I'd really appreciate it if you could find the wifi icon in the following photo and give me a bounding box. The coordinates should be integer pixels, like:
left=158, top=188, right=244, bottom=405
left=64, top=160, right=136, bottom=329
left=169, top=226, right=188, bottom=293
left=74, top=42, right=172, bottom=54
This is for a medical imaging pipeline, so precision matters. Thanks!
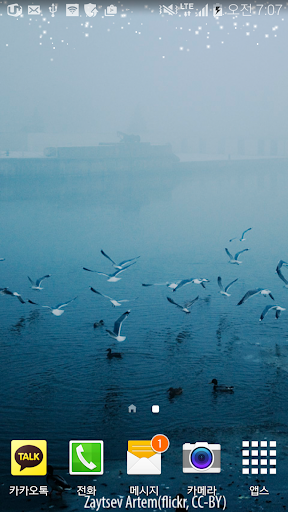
left=66, top=4, right=79, bottom=16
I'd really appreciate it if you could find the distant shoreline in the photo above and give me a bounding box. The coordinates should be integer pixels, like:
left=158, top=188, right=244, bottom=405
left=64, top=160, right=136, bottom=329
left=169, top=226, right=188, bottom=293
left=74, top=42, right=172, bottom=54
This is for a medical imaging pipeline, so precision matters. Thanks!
left=0, top=157, right=288, bottom=175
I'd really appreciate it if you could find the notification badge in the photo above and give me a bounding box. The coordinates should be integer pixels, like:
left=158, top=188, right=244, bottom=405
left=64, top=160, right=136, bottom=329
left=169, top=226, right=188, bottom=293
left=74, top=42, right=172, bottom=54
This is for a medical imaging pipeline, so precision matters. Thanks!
left=11, top=440, right=47, bottom=476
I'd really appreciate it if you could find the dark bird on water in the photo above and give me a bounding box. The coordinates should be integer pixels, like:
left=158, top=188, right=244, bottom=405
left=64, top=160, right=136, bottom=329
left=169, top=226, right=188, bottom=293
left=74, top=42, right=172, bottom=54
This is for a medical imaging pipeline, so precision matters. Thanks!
left=210, top=379, right=234, bottom=392
left=168, top=387, right=183, bottom=399
left=46, top=465, right=71, bottom=496
left=106, top=348, right=122, bottom=359
left=94, top=320, right=104, bottom=328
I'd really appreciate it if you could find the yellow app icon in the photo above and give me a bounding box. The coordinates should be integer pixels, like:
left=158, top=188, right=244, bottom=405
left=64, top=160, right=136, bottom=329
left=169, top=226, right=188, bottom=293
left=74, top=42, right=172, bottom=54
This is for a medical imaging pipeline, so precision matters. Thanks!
left=11, top=440, right=47, bottom=476
left=127, top=440, right=161, bottom=475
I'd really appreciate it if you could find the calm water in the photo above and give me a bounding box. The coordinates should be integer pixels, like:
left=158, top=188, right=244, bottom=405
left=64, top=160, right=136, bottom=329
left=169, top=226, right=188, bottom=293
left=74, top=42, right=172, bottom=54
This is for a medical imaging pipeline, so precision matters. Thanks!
left=1, top=162, right=288, bottom=490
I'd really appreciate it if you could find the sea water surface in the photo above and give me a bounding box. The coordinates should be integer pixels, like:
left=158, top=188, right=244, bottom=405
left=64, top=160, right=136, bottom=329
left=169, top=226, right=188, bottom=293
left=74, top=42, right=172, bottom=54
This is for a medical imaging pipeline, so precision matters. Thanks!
left=1, top=162, right=288, bottom=506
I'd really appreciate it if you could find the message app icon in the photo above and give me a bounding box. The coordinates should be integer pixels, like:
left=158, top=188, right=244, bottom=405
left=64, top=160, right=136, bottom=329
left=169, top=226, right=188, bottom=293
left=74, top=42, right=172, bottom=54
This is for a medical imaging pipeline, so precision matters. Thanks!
left=69, top=441, right=104, bottom=475
left=11, top=440, right=47, bottom=476
left=127, top=436, right=169, bottom=475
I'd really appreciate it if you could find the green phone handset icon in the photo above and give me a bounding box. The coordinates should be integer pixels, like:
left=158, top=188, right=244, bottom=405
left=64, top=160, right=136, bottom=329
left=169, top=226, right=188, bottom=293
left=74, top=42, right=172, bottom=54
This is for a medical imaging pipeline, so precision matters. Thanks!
left=76, top=444, right=96, bottom=470
left=69, top=440, right=104, bottom=475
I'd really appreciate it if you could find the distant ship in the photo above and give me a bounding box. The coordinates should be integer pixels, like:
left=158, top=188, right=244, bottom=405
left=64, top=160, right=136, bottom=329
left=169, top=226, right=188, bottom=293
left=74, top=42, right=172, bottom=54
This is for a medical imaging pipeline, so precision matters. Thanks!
left=45, top=132, right=179, bottom=170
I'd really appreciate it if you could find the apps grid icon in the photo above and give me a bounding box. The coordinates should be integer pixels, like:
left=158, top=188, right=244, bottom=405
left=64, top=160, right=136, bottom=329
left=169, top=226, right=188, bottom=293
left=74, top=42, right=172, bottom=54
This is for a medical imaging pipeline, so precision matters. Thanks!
left=242, top=441, right=277, bottom=474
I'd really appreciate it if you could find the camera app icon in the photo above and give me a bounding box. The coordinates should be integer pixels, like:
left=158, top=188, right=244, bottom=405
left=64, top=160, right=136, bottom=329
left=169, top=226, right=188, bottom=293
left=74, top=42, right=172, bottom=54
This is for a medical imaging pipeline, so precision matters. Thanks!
left=182, top=442, right=221, bottom=473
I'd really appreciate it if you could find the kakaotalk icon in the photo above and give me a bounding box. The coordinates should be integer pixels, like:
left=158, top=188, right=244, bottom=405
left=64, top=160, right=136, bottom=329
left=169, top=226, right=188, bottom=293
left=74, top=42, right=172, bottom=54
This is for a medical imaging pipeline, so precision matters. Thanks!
left=11, top=440, right=47, bottom=475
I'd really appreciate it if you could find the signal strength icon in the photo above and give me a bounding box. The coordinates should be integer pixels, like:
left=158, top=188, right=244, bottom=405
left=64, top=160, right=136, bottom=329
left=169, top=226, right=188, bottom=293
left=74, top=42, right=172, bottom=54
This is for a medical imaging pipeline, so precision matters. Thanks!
left=196, top=3, right=208, bottom=16
left=66, top=3, right=79, bottom=16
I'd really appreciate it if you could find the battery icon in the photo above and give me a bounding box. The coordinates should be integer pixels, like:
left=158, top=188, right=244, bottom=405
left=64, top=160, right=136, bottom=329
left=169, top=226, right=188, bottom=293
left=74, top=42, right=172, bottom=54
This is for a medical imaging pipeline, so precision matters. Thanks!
left=213, top=3, right=222, bottom=16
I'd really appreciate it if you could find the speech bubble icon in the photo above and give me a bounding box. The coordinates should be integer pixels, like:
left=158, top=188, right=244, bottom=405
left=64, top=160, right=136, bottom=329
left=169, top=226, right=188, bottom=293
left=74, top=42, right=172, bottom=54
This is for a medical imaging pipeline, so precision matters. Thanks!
left=15, top=445, right=43, bottom=471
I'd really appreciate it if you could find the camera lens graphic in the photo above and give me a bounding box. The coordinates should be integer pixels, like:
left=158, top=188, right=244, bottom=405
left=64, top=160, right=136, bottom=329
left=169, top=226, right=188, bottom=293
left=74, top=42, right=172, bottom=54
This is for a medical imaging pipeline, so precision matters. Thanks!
left=191, top=447, right=213, bottom=470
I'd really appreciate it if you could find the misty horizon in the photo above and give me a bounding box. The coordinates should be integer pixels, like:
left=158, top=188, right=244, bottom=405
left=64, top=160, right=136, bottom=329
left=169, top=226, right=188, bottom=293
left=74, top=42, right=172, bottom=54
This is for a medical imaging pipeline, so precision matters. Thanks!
left=1, top=5, right=288, bottom=155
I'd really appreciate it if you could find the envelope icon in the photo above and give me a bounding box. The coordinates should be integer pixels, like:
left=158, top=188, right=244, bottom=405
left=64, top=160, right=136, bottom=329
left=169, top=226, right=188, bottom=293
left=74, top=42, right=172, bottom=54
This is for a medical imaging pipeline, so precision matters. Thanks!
left=28, top=5, right=41, bottom=14
left=127, top=440, right=161, bottom=475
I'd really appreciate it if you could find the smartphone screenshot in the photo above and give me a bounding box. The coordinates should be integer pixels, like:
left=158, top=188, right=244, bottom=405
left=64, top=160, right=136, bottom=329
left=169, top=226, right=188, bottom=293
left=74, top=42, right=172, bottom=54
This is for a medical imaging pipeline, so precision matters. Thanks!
left=1, top=1, right=287, bottom=510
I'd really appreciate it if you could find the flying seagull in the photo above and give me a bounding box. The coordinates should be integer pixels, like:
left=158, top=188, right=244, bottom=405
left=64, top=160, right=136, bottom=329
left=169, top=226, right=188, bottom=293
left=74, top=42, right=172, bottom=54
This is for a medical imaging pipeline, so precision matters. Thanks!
left=28, top=274, right=51, bottom=290
left=229, top=228, right=252, bottom=242
left=259, top=305, right=286, bottom=321
left=90, top=287, right=138, bottom=307
left=237, top=288, right=274, bottom=306
left=83, top=262, right=136, bottom=282
left=225, top=248, right=250, bottom=265
left=217, top=277, right=238, bottom=296
left=106, top=310, right=130, bottom=341
left=101, top=249, right=140, bottom=270
left=191, top=278, right=209, bottom=289
left=276, top=260, right=288, bottom=288
left=0, top=287, right=25, bottom=304
left=167, top=295, right=199, bottom=314
left=142, top=278, right=209, bottom=292
left=29, top=296, right=78, bottom=316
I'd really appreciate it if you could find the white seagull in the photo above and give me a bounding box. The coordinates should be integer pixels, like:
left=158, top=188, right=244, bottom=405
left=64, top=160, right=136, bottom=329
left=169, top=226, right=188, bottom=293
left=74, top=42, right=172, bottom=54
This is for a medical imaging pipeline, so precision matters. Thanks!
left=106, top=310, right=130, bottom=341
left=276, top=260, right=288, bottom=288
left=101, top=249, right=140, bottom=270
left=142, top=278, right=209, bottom=292
left=90, top=287, right=137, bottom=307
left=0, top=258, right=5, bottom=261
left=225, top=248, right=250, bottom=265
left=217, top=277, right=238, bottom=296
left=29, top=296, right=78, bottom=316
left=259, top=305, right=286, bottom=321
left=229, top=228, right=252, bottom=242
left=83, top=261, right=136, bottom=282
left=191, top=278, right=209, bottom=289
left=0, top=287, right=25, bottom=304
left=28, top=274, right=51, bottom=290
left=167, top=295, right=199, bottom=314
left=237, top=288, right=274, bottom=306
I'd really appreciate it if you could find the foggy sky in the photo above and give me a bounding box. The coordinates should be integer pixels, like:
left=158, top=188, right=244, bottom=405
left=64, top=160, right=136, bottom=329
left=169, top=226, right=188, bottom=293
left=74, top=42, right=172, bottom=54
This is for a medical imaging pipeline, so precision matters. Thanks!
left=1, top=3, right=288, bottom=147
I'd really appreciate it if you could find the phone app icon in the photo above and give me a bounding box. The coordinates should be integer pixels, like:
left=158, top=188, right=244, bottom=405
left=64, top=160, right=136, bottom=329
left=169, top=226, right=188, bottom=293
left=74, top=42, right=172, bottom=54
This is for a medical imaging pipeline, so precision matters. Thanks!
left=11, top=440, right=47, bottom=476
left=69, top=440, right=104, bottom=475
